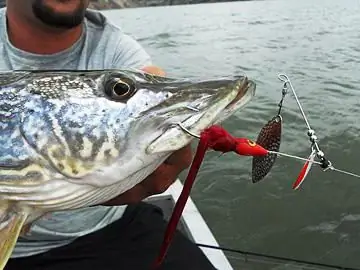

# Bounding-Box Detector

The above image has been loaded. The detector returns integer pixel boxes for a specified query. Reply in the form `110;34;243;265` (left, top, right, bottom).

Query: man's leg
6;202;217;270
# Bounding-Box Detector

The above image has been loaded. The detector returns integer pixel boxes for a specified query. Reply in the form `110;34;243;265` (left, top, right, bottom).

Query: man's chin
32;0;86;29
37;15;85;29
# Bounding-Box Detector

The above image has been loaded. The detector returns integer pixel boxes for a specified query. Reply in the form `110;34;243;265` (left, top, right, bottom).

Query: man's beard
32;0;86;29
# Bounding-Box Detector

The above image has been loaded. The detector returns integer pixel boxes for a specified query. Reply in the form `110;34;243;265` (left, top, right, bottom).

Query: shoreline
89;0;247;10
0;1;248;10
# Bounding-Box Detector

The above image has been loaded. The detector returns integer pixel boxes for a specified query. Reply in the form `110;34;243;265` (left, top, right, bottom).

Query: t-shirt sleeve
111;33;152;69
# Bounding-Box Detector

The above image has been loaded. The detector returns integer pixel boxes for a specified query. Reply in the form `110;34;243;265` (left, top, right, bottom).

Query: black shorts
6;202;217;270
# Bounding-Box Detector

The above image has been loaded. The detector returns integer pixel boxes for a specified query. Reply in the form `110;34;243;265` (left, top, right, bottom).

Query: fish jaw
146;77;256;154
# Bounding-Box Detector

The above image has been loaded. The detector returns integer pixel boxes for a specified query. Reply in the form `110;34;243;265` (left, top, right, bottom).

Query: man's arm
101;34;192;206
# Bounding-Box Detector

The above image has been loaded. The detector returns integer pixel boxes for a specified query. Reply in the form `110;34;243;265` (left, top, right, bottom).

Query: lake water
103;0;360;268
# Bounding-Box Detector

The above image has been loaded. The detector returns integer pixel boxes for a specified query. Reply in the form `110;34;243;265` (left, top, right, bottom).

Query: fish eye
113;80;130;96
104;76;136;101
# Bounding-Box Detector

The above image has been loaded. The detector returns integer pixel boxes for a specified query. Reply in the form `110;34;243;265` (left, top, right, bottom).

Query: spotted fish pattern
0;69;257;207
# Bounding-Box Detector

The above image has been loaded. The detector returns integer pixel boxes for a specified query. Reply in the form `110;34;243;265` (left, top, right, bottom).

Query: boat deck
145;180;234;270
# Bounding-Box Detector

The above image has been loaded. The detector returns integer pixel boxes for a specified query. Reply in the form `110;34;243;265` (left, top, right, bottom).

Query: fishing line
176;123;360;179
196;243;359;270
268;150;360;179
328;167;360;179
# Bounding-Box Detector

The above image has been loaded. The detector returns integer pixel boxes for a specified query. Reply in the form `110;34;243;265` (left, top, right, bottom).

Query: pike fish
0;69;256;269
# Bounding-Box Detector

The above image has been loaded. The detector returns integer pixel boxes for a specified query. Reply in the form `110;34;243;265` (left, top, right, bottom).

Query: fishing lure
152;125;270;268
153;73;360;268
255;74;360;188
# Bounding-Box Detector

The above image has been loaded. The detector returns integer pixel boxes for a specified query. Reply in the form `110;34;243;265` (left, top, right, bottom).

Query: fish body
0;69;256;268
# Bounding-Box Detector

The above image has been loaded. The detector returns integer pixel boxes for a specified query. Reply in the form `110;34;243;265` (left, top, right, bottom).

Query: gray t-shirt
0;7;152;258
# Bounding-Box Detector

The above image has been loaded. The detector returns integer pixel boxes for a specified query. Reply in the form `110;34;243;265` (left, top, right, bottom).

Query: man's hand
102;145;192;206
141;65;166;77
101;65;193;206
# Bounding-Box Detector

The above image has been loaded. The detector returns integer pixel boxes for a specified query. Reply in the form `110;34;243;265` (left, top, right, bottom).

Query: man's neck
6;10;83;55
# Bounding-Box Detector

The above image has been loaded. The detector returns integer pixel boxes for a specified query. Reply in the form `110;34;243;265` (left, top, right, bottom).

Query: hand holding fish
102;144;193;205
0;67;255;269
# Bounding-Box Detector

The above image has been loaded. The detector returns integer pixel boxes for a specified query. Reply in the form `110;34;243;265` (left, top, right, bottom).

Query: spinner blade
252;115;282;183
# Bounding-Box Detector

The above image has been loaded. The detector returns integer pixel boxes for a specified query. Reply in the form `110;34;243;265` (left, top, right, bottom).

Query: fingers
141;65;166;77
141;144;193;195
138;165;174;195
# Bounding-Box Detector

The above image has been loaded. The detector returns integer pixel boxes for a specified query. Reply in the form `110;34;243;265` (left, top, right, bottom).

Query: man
1;1;217;269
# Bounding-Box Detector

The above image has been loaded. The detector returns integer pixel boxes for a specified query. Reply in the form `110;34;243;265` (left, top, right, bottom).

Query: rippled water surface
103;0;360;268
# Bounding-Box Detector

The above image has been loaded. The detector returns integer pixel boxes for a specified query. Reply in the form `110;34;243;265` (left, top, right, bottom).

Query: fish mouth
218;76;256;123
146;76;256;154
226;78;251;108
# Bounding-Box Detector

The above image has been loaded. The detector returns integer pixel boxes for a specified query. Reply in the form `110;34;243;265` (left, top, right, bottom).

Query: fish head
118;70;257;154
16;69;256;189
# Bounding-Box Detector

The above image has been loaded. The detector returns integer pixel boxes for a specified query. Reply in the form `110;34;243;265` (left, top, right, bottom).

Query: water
103;1;360;268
